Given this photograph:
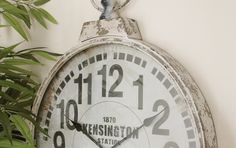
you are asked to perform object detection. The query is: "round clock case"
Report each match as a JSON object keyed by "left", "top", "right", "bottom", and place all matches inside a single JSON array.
[{"left": 32, "top": 18, "right": 217, "bottom": 148}]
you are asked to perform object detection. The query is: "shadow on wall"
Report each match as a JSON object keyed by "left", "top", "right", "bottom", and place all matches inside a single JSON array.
[{"left": 214, "top": 107, "right": 236, "bottom": 147}]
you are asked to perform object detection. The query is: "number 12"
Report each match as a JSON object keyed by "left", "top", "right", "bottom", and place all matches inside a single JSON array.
[{"left": 74, "top": 64, "right": 143, "bottom": 109}]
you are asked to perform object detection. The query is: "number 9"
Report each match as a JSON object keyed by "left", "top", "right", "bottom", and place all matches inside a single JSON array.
[
  {"left": 164, "top": 141, "right": 179, "bottom": 148},
  {"left": 53, "top": 131, "right": 65, "bottom": 148}
]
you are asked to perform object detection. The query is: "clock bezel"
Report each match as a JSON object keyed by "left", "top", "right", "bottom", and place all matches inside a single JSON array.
[{"left": 32, "top": 36, "right": 217, "bottom": 148}]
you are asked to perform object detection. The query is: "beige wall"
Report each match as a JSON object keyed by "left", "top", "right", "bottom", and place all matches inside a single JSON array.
[{"left": 1, "top": 0, "right": 236, "bottom": 147}]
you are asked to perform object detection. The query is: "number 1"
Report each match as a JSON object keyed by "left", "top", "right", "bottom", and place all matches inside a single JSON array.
[
  {"left": 97, "top": 65, "right": 107, "bottom": 97},
  {"left": 133, "top": 75, "right": 143, "bottom": 110}
]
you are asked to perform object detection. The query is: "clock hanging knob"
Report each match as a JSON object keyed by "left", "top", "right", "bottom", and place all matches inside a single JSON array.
[
  {"left": 100, "top": 0, "right": 119, "bottom": 20},
  {"left": 79, "top": 0, "right": 142, "bottom": 42},
  {"left": 90, "top": 0, "right": 130, "bottom": 20}
]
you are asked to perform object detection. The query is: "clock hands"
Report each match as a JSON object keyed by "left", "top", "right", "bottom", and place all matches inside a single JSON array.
[
  {"left": 64, "top": 107, "right": 166, "bottom": 148},
  {"left": 65, "top": 116, "right": 103, "bottom": 148},
  {"left": 110, "top": 107, "right": 167, "bottom": 148}
]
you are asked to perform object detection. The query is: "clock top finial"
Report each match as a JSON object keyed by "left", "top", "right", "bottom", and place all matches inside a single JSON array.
[{"left": 79, "top": 18, "right": 142, "bottom": 42}]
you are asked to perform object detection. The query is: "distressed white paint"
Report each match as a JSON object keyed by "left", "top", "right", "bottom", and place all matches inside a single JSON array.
[
  {"left": 1, "top": 0, "right": 236, "bottom": 147},
  {"left": 34, "top": 39, "right": 206, "bottom": 148}
]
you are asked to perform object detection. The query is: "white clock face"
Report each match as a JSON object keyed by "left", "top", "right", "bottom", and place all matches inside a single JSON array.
[{"left": 36, "top": 43, "right": 201, "bottom": 148}]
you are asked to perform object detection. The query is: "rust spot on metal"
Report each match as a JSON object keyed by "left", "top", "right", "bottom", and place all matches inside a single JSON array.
[{"left": 97, "top": 27, "right": 109, "bottom": 35}]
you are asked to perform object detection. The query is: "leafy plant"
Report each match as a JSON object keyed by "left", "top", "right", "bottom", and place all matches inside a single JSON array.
[
  {"left": 0, "top": 0, "right": 58, "bottom": 40},
  {"left": 0, "top": 0, "right": 60, "bottom": 147}
]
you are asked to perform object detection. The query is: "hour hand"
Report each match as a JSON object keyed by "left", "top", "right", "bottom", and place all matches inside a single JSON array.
[{"left": 66, "top": 116, "right": 103, "bottom": 148}]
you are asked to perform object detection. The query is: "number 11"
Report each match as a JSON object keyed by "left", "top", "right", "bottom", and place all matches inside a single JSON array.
[{"left": 74, "top": 73, "right": 92, "bottom": 104}]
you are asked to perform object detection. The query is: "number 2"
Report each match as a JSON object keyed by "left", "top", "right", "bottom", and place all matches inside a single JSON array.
[
  {"left": 152, "top": 99, "right": 170, "bottom": 135},
  {"left": 109, "top": 64, "right": 123, "bottom": 97}
]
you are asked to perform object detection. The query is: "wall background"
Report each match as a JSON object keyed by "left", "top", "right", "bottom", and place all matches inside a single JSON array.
[{"left": 1, "top": 0, "right": 235, "bottom": 147}]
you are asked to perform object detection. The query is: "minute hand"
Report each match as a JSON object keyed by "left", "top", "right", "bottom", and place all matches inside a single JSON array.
[
  {"left": 110, "top": 108, "right": 166, "bottom": 148},
  {"left": 66, "top": 116, "right": 103, "bottom": 148}
]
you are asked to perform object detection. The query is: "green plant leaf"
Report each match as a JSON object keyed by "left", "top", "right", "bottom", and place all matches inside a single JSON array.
[
  {"left": 16, "top": 99, "right": 34, "bottom": 108},
  {"left": 15, "top": 49, "right": 62, "bottom": 61},
  {"left": 15, "top": 47, "right": 47, "bottom": 54},
  {"left": 4, "top": 105, "right": 36, "bottom": 117},
  {"left": 19, "top": 113, "right": 50, "bottom": 137},
  {"left": 2, "top": 59, "right": 42, "bottom": 65},
  {"left": 38, "top": 8, "right": 57, "bottom": 24},
  {"left": 0, "top": 111, "right": 12, "bottom": 144},
  {"left": 3, "top": 5, "right": 31, "bottom": 29},
  {"left": 17, "top": 93, "right": 34, "bottom": 101},
  {"left": 0, "top": 138, "right": 34, "bottom": 148},
  {"left": 2, "top": 12, "right": 28, "bottom": 41},
  {"left": 4, "top": 87, "right": 21, "bottom": 103},
  {"left": 0, "top": 64, "right": 35, "bottom": 76},
  {"left": 33, "top": 51, "right": 57, "bottom": 60},
  {"left": 30, "top": 8, "right": 47, "bottom": 29},
  {"left": 0, "top": 24, "right": 10, "bottom": 28},
  {"left": 17, "top": 5, "right": 31, "bottom": 29},
  {"left": 0, "top": 42, "right": 23, "bottom": 59},
  {"left": 0, "top": 90, "right": 18, "bottom": 103},
  {"left": 29, "top": 50, "right": 62, "bottom": 56},
  {"left": 0, "top": 80, "right": 34, "bottom": 95},
  {"left": 10, "top": 115, "right": 34, "bottom": 145},
  {"left": 18, "top": 112, "right": 49, "bottom": 137},
  {"left": 16, "top": 53, "right": 40, "bottom": 63},
  {"left": 2, "top": 70, "right": 38, "bottom": 85},
  {"left": 34, "top": 0, "right": 50, "bottom": 6},
  {"left": 15, "top": 48, "right": 62, "bottom": 57},
  {"left": 0, "top": 0, "right": 28, "bottom": 15}
]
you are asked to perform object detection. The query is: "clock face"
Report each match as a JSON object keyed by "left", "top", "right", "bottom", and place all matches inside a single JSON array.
[{"left": 36, "top": 43, "right": 202, "bottom": 148}]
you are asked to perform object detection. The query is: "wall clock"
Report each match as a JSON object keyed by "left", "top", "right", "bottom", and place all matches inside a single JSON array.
[{"left": 32, "top": 0, "right": 217, "bottom": 148}]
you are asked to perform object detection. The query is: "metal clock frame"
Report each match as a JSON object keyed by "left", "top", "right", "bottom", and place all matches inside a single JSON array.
[{"left": 32, "top": 17, "right": 217, "bottom": 148}]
